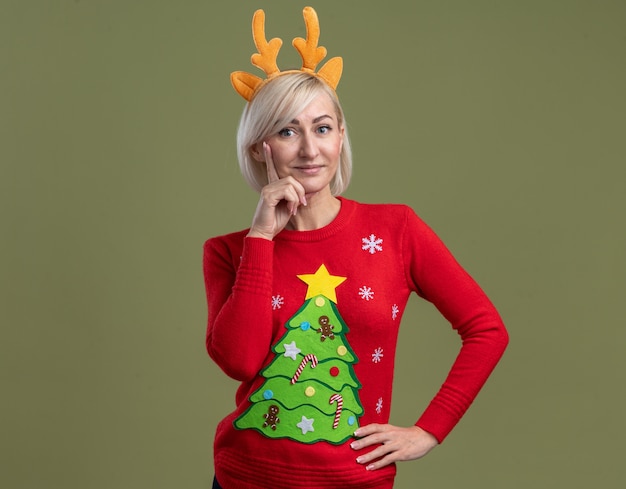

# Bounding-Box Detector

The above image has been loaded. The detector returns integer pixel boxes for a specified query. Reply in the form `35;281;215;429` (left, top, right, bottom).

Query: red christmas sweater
203;197;508;489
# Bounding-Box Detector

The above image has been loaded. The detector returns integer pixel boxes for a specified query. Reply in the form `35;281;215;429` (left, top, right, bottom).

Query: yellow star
297;264;346;303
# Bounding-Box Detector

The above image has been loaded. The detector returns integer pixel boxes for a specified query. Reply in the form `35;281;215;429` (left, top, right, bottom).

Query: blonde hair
236;72;352;195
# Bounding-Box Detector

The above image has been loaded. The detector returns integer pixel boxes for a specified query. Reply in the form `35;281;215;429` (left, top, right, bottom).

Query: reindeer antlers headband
230;6;343;101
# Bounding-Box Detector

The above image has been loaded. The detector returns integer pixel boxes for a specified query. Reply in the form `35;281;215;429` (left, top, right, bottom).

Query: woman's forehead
289;92;338;121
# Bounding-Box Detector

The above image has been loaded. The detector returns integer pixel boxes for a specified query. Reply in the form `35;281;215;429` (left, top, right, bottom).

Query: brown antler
293;7;343;90
250;10;282;76
230;7;343;101
231;10;282;101
292;6;328;72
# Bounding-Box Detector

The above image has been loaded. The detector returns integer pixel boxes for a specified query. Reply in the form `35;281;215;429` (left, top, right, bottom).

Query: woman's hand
350;424;439;471
247;142;307;240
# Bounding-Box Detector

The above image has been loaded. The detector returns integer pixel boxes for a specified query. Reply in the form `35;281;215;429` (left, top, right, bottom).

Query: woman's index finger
264;142;280;183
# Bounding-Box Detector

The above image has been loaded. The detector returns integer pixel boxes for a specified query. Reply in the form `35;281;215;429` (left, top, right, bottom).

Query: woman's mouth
295;165;324;175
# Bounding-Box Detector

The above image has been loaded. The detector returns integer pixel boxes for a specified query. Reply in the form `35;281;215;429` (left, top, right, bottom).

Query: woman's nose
299;134;319;159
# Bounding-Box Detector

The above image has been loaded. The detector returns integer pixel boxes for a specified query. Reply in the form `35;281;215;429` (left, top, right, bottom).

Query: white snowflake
371;347;384;363
271;295;284;310
362;234;383;254
391;304;399;320
358;285;374;301
375;397;383;414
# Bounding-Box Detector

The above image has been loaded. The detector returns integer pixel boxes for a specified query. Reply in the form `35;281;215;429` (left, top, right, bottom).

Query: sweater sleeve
203;235;276;381
402;208;509;442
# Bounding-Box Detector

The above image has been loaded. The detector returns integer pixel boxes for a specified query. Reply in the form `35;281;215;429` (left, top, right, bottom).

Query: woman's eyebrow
290;114;333;125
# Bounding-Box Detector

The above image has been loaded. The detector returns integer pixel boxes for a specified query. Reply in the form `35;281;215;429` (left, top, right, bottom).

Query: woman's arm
204;143;308;380
203;235;276;381
404;208;509;442
353;207;508;469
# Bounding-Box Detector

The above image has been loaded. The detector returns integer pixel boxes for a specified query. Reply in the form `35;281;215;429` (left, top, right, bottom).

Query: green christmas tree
235;264;364;444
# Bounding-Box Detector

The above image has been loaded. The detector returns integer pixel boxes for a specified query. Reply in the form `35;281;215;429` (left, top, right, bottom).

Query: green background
2;0;624;487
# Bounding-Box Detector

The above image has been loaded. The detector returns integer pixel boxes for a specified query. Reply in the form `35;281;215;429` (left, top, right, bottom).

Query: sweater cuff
242;236;275;264
231;237;275;295
415;404;460;444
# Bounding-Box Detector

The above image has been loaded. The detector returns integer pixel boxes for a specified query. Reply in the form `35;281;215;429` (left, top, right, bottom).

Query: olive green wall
2;1;624;488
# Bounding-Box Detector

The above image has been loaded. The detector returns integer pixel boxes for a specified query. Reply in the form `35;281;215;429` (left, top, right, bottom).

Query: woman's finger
262;179;300;209
264;142;280;184
263;143;307;207
350;424;439;471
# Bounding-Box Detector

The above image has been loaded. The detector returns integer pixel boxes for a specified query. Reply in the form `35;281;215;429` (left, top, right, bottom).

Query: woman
203;7;508;489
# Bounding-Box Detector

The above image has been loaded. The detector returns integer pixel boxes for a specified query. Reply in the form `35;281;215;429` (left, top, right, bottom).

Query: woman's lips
295;165;324;175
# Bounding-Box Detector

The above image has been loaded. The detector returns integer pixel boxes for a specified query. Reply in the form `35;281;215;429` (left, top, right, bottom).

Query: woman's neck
286;191;341;231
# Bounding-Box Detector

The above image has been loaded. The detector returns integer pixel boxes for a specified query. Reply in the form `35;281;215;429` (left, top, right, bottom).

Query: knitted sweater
203;197;508;489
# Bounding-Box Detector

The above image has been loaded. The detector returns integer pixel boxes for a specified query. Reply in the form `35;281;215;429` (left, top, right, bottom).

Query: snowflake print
271;295;284;310
391;304;399;320
358;286;374;301
371;347;384;363
375;397;383;414
362;234;383;254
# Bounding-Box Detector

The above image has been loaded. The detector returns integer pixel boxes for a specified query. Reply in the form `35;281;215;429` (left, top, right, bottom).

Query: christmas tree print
234;264;364;444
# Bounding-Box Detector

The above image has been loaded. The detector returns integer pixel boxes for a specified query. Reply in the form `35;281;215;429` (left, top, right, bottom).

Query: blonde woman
203;8;508;489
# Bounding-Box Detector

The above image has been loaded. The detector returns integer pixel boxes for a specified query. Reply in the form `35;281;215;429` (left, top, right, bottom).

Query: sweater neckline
274;197;356;242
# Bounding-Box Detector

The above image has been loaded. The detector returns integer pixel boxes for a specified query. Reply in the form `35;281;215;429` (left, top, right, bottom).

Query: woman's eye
317;125;332;134
278;128;295;137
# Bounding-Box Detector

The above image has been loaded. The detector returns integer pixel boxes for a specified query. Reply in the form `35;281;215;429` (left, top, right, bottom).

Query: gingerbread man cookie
317;315;335;342
263;404;280;430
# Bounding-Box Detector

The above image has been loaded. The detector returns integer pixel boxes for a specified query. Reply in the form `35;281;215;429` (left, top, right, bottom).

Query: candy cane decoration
291;354;318;384
329;394;343;429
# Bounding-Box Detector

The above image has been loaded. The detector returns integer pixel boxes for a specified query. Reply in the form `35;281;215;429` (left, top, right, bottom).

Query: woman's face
256;92;344;196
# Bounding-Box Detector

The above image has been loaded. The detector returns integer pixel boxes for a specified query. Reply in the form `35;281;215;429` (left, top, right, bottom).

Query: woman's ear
250;143;265;162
